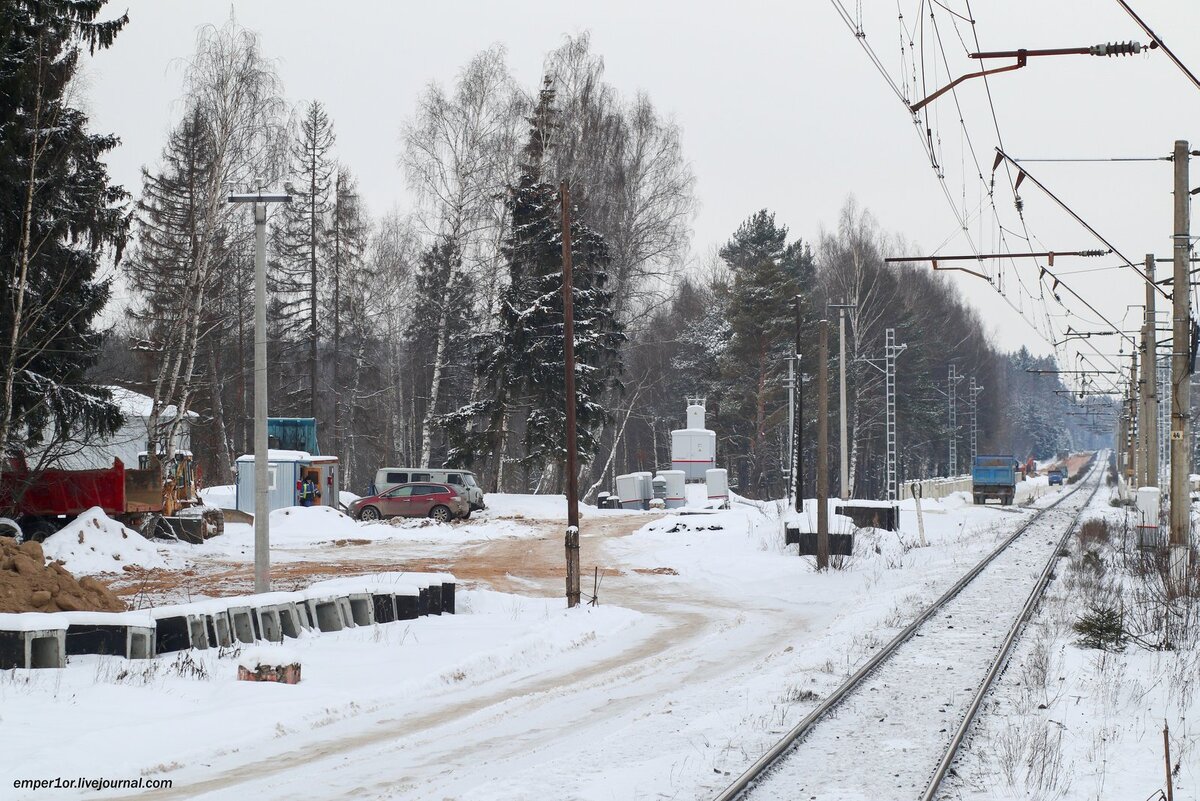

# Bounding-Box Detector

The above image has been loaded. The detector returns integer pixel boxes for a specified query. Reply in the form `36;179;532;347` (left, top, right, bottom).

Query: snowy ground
946;483;1200;800
3;472;1126;800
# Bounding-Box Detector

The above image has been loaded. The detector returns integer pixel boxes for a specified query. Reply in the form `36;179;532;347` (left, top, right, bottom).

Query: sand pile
0;538;126;613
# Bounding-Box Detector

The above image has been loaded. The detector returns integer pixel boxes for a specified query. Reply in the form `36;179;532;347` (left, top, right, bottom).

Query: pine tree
0;0;130;463
718;210;814;496
441;79;624;490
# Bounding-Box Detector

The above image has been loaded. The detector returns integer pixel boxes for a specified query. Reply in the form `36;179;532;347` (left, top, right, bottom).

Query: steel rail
921;463;1102;800
714;459;1101;801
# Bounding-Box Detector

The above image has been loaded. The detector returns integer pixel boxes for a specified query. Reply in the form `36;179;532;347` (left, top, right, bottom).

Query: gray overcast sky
82;1;1200;377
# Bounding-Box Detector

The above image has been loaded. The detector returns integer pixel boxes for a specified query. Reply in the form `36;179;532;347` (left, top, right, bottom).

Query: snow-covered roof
235;449;313;463
106;385;197;421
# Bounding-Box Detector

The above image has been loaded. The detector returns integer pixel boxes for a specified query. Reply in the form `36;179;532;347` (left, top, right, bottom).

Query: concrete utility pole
229;190;291;594
786;356;795;501
560;182;581;608
794;296;804;514
1142;254;1159;488
1169;140;1191;590
1129;351;1139;486
829;302;855;500
817;319;830;570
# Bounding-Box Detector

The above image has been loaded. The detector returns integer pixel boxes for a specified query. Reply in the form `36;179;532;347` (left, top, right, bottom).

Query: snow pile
198;484;236;509
267;505;369;543
41;507;167;574
478;493;601;520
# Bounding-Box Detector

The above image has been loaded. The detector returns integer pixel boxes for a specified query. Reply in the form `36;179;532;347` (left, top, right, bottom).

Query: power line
1115;0;1200;92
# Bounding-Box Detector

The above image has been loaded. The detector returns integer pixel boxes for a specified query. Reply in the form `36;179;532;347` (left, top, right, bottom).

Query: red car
348;482;470;523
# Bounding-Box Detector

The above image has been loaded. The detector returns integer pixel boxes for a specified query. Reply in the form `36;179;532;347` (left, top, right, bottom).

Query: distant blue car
1048;469;1064;486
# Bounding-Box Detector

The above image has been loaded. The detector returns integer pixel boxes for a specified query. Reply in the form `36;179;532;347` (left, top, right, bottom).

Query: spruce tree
442;79;624;490
0;0;129;462
276;100;335;417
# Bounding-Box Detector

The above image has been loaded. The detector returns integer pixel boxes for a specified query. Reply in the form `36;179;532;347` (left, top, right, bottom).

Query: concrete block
346;593;373;626
153;615;192;653
395;594;419;620
64;619;156;660
254;606;283;643
188;617;210;650
211;612;233;647
426;584;442;616
270;603;303;639
308;598;344;633
417;587;429;616
0;627;66;670
371;594;396;624
226;606;257;644
441;582;456;614
336;596;356;628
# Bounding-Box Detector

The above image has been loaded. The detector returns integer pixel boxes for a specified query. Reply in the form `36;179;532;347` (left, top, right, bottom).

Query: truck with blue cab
972;454;1017;505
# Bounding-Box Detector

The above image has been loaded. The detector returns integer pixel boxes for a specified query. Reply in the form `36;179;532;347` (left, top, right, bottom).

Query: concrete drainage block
371;594;396;624
305;598;344;633
253;607;283;643
395;593;419;620
225;606;258;644
0;614;67;669
62;613;156;660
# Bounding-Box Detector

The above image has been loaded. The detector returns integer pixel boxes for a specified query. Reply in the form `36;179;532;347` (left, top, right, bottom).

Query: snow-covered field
6;470;1174;800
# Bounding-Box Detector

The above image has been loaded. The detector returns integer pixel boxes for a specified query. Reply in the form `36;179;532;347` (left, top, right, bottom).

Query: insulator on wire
1089;41;1143;57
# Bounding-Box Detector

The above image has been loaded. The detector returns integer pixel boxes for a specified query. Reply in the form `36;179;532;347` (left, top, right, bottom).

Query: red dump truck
0;455;222;543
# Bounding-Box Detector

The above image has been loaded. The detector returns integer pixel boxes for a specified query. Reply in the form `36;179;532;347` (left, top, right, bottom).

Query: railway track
716;459;1103;801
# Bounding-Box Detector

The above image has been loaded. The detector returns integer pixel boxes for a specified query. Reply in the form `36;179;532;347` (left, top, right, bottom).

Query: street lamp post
229;190;291;593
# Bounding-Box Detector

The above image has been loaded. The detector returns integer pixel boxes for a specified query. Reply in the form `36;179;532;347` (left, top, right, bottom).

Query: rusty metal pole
817;320;830;570
1164;721;1175;801
560;182;581;608
1169;140;1191;592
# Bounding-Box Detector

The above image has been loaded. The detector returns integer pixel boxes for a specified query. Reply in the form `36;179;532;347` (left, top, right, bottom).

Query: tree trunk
207;338;233;482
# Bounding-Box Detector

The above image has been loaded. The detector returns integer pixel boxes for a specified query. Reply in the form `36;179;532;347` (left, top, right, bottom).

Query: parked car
1048;469;1065;486
372;467;485;511
349;483;470;523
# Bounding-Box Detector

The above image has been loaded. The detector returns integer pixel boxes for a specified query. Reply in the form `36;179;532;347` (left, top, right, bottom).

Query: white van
372;468;485;511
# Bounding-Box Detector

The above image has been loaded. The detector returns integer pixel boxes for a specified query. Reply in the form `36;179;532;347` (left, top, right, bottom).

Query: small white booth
235;450;340;516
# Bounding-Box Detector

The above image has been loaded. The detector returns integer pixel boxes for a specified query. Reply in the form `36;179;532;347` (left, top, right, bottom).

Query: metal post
560;182;581;608
228;190;290;595
1169;139;1191;590
1143;253;1159;488
817;320;830;570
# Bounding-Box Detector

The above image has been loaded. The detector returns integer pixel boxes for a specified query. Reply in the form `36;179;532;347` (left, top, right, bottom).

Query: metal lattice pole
969;377;983;464
948;365;958;475
885;329;907;501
